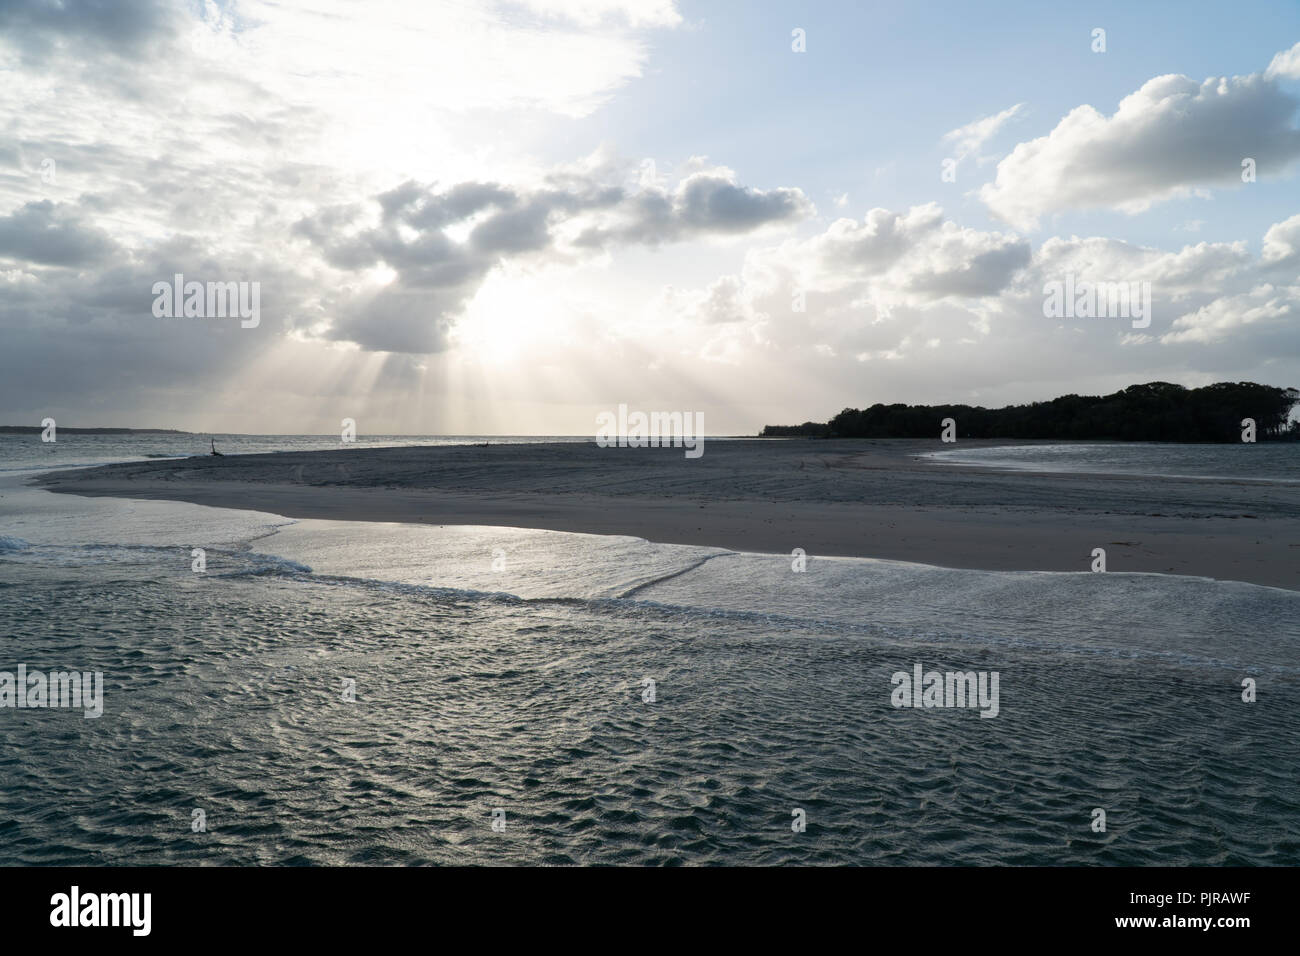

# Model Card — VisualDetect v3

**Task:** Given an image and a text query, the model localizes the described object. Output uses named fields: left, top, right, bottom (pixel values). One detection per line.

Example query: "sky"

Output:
left=1, top=0, right=1299, bottom=434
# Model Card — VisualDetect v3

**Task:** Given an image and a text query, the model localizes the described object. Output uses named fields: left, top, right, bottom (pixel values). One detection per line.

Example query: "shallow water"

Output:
left=2, top=451, right=1298, bottom=865
left=926, top=441, right=1300, bottom=482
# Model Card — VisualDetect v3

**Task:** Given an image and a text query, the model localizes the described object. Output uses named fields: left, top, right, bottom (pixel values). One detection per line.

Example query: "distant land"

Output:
left=0, top=426, right=191, bottom=435
left=761, top=382, right=1300, bottom=442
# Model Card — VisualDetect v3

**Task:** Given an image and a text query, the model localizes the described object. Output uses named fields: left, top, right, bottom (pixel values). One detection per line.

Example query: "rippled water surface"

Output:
left=926, top=441, right=1300, bottom=482
left=1, top=463, right=1298, bottom=865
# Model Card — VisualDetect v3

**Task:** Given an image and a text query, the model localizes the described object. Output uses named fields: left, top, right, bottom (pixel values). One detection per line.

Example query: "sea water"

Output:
left=1, top=436, right=1297, bottom=865
left=926, top=441, right=1300, bottom=483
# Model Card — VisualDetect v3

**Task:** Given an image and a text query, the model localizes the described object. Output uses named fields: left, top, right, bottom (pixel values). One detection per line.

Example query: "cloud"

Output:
left=658, top=275, right=762, bottom=327
left=329, top=286, right=463, bottom=354
left=941, top=103, right=1025, bottom=162
left=0, top=0, right=182, bottom=61
left=980, top=57, right=1300, bottom=228
left=1261, top=212, right=1300, bottom=272
left=506, top=0, right=682, bottom=28
left=1265, top=40, right=1300, bottom=81
left=213, top=0, right=681, bottom=121
left=645, top=208, right=1300, bottom=412
left=572, top=168, right=812, bottom=247
left=0, top=0, right=1296, bottom=433
left=294, top=164, right=811, bottom=352
left=0, top=201, right=117, bottom=266
left=745, top=204, right=1030, bottom=305
left=1161, top=285, right=1299, bottom=345
left=676, top=172, right=811, bottom=233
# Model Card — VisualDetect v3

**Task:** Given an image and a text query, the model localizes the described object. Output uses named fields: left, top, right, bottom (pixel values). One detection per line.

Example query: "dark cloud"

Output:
left=294, top=169, right=811, bottom=352
left=675, top=173, right=810, bottom=234
left=908, top=241, right=1033, bottom=297
left=573, top=171, right=811, bottom=248
left=398, top=182, right=518, bottom=229
left=469, top=201, right=554, bottom=254
left=0, top=0, right=182, bottom=61
left=817, top=206, right=940, bottom=274
left=0, top=200, right=117, bottom=266
left=328, top=286, right=460, bottom=354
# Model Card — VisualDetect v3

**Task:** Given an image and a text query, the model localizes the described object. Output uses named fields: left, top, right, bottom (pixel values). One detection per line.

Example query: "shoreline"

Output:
left=33, top=438, right=1300, bottom=591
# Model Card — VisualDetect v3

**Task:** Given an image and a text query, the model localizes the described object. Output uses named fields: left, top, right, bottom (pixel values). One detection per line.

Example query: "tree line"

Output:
left=760, top=382, right=1300, bottom=441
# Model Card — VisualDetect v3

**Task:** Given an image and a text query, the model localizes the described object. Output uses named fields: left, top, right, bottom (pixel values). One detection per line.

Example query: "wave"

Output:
left=240, top=521, right=1300, bottom=674
left=212, top=553, right=313, bottom=577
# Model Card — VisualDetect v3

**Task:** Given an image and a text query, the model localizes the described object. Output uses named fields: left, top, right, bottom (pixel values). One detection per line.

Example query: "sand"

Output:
left=34, top=438, right=1300, bottom=590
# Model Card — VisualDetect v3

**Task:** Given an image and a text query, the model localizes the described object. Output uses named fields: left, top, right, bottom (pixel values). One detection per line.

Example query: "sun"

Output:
left=452, top=267, right=571, bottom=367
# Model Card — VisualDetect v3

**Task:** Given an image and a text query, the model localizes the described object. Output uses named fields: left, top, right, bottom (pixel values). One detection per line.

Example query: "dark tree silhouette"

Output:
left=761, top=382, right=1300, bottom=442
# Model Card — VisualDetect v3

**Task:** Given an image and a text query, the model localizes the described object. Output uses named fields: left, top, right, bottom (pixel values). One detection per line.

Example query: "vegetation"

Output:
left=757, top=421, right=831, bottom=437
left=760, top=382, right=1300, bottom=442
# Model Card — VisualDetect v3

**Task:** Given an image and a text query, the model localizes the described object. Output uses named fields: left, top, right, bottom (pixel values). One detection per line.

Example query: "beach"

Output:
left=35, top=438, right=1300, bottom=590
left=5, top=435, right=1298, bottom=865
left=7, top=0, right=1300, bottom=896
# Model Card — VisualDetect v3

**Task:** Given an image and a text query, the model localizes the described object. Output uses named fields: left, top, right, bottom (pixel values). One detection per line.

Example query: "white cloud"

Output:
left=941, top=103, right=1025, bottom=162
left=1162, top=285, right=1299, bottom=344
left=743, top=204, right=1030, bottom=309
left=980, top=57, right=1300, bottom=228
left=508, top=0, right=682, bottom=28
left=642, top=209, right=1300, bottom=415
left=1265, top=40, right=1300, bottom=80
left=1261, top=212, right=1300, bottom=271
left=658, top=275, right=762, bottom=326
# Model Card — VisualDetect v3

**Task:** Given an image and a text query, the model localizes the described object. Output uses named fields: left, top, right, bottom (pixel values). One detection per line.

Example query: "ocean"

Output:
left=2, top=434, right=1298, bottom=865
left=926, top=440, right=1300, bottom=482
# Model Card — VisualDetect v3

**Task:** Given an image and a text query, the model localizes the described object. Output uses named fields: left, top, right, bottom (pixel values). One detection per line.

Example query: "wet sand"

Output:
left=34, top=438, right=1300, bottom=590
